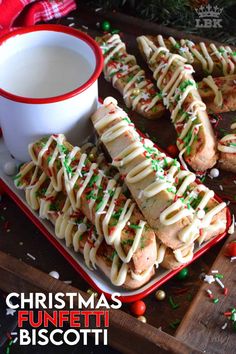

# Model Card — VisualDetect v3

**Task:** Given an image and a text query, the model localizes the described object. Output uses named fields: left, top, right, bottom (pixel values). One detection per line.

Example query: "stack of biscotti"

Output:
left=137, top=35, right=218, bottom=171
left=91, top=97, right=227, bottom=269
left=96, top=34, right=166, bottom=119
left=145, top=34, right=236, bottom=78
left=97, top=34, right=236, bottom=118
left=16, top=135, right=162, bottom=289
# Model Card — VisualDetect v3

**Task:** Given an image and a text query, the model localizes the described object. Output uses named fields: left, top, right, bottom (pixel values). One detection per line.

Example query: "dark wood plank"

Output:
left=0, top=250, right=200, bottom=354
left=175, top=232, right=236, bottom=353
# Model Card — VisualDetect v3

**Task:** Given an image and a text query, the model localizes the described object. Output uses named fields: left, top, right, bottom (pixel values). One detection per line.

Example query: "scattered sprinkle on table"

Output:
left=168, top=296, right=179, bottom=310
left=221, top=322, right=228, bottom=330
left=203, top=275, right=215, bottom=284
left=26, top=253, right=36, bottom=261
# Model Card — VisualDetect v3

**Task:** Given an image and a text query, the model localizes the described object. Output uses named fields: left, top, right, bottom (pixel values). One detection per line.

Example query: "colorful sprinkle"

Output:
left=215, top=278, right=225, bottom=289
left=221, top=322, right=228, bottom=330
left=169, top=319, right=181, bottom=329
left=223, top=288, right=229, bottom=296
left=168, top=296, right=179, bottom=309
left=26, top=253, right=36, bottom=261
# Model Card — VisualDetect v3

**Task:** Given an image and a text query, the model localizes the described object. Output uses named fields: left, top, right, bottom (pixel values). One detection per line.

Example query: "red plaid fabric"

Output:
left=0, top=0, right=77, bottom=36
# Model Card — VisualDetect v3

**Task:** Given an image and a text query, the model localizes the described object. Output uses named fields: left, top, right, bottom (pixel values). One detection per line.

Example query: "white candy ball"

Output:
left=49, top=271, right=60, bottom=279
left=210, top=168, right=219, bottom=178
left=3, top=161, right=17, bottom=176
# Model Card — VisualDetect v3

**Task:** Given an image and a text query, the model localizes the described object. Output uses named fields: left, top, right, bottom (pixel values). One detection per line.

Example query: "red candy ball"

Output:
left=167, top=144, right=178, bottom=157
left=130, top=300, right=146, bottom=316
left=226, top=241, right=236, bottom=257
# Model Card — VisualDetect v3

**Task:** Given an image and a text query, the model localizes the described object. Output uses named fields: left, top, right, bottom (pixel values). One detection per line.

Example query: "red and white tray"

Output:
left=0, top=135, right=231, bottom=303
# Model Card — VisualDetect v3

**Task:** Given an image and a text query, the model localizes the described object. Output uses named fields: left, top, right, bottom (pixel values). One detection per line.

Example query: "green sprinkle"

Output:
left=140, top=236, right=145, bottom=249
left=129, top=224, right=142, bottom=230
left=49, top=203, right=60, bottom=211
left=213, top=298, right=219, bottom=304
left=169, top=319, right=181, bottom=329
left=215, top=274, right=224, bottom=279
left=13, top=173, right=21, bottom=180
left=127, top=75, right=134, bottom=83
left=95, top=199, right=104, bottom=212
left=186, top=146, right=191, bottom=155
left=112, top=208, right=123, bottom=220
left=179, top=79, right=195, bottom=92
left=107, top=250, right=117, bottom=262
left=123, top=117, right=132, bottom=124
left=121, top=239, right=133, bottom=246
left=108, top=189, right=115, bottom=197
left=111, top=29, right=120, bottom=34
left=151, top=159, right=160, bottom=172
left=144, top=145, right=157, bottom=155
left=167, top=187, right=176, bottom=193
left=35, top=187, right=47, bottom=198
left=58, top=144, right=68, bottom=154
left=88, top=174, right=99, bottom=187
left=47, top=156, right=52, bottom=164
left=231, top=313, right=236, bottom=321
left=163, top=157, right=168, bottom=168
left=86, top=190, right=97, bottom=201
left=187, top=293, right=193, bottom=301
left=168, top=296, right=179, bottom=310
left=174, top=42, right=180, bottom=49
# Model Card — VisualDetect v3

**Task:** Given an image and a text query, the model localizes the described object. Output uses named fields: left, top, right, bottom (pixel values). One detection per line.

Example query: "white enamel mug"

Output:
left=0, top=25, right=103, bottom=162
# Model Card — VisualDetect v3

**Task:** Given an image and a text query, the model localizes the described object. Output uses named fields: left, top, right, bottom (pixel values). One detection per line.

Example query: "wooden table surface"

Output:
left=0, top=5, right=236, bottom=354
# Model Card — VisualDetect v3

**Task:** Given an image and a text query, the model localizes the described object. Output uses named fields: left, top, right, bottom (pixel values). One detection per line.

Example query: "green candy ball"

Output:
left=176, top=267, right=189, bottom=280
left=101, top=20, right=111, bottom=32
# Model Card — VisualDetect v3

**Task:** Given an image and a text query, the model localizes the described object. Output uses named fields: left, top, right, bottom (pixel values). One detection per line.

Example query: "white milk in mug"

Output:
left=0, top=46, right=93, bottom=98
left=0, top=25, right=103, bottom=161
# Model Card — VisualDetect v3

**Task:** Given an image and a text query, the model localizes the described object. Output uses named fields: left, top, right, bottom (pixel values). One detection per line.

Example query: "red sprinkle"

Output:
left=224, top=311, right=232, bottom=316
left=223, top=287, right=228, bottom=296
left=4, top=221, right=9, bottom=230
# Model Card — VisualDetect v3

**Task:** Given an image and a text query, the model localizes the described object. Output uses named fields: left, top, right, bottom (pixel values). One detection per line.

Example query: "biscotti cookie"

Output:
left=96, top=34, right=166, bottom=119
left=146, top=34, right=236, bottom=78
left=198, top=74, right=236, bottom=114
left=137, top=35, right=218, bottom=171
left=91, top=97, right=227, bottom=253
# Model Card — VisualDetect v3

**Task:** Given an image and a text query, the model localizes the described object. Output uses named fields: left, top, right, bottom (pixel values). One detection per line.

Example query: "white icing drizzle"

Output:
left=218, top=134, right=236, bottom=153
left=202, top=75, right=223, bottom=107
left=174, top=244, right=194, bottom=263
left=96, top=97, right=226, bottom=247
left=99, top=34, right=162, bottom=113
left=28, top=133, right=156, bottom=286
left=218, top=122, right=236, bottom=153
left=14, top=161, right=39, bottom=190
left=156, top=34, right=236, bottom=76
left=138, top=36, right=206, bottom=162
